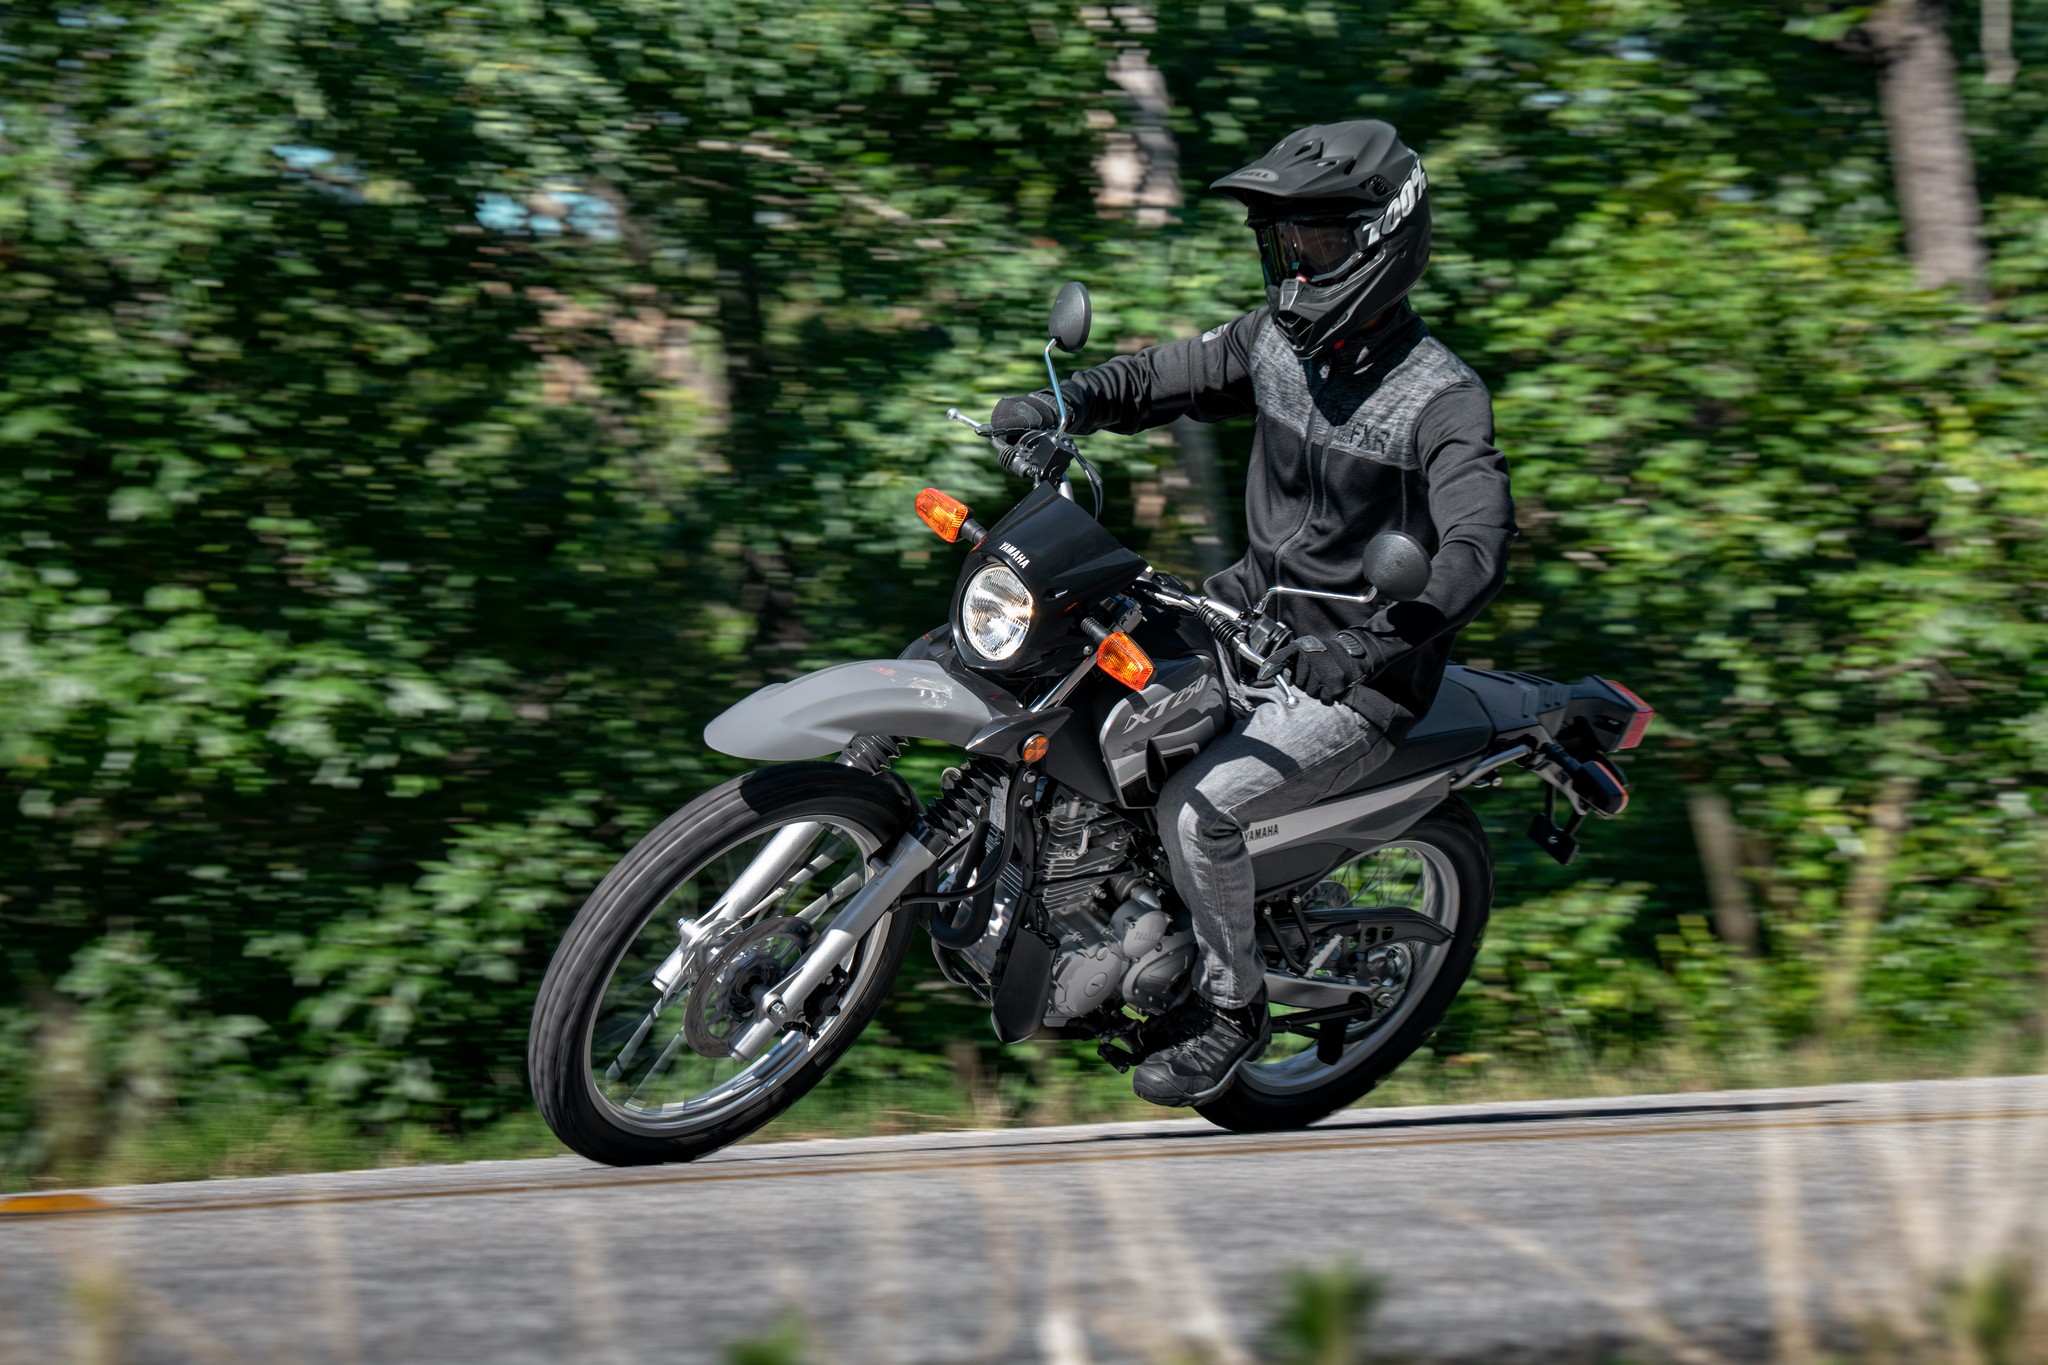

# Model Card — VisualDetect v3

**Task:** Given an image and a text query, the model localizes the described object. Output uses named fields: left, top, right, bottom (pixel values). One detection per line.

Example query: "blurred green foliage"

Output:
left=1262, top=1260, right=1385, bottom=1365
left=2, top=0, right=2044, bottom=1176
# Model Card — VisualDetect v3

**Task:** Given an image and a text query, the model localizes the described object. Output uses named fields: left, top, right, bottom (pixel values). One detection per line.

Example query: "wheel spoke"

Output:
left=1248, top=837, right=1461, bottom=1095
left=606, top=1008, right=660, bottom=1081
left=582, top=816, right=885, bottom=1133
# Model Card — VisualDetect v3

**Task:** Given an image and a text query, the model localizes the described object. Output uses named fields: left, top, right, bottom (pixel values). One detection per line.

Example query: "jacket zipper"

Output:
left=1269, top=365, right=1332, bottom=593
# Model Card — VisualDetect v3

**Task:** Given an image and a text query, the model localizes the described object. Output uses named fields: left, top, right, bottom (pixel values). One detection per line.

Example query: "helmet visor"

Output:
left=1250, top=160, right=1429, bottom=287
left=1255, top=219, right=1373, bottom=286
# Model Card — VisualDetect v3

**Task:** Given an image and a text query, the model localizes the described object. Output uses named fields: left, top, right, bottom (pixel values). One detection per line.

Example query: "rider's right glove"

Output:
left=989, top=391, right=1064, bottom=441
left=1257, top=633, right=1373, bottom=706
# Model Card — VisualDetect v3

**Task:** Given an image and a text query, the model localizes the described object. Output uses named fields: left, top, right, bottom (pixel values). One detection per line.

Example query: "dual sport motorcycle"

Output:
left=527, top=282, right=1652, bottom=1166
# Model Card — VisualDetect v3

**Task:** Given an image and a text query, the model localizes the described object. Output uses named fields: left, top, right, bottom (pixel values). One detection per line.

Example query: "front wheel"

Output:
left=1197, top=797, right=1493, bottom=1133
left=527, top=764, right=919, bottom=1166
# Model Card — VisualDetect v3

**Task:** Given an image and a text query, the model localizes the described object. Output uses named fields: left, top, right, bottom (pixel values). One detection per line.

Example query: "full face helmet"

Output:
left=1209, top=120, right=1433, bottom=360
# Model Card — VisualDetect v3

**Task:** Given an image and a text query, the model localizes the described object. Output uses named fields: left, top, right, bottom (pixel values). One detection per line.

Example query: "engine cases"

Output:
left=1043, top=883, right=1195, bottom=1026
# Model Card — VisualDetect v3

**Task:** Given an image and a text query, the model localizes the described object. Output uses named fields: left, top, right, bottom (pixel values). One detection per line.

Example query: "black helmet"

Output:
left=1210, top=120, right=1432, bottom=360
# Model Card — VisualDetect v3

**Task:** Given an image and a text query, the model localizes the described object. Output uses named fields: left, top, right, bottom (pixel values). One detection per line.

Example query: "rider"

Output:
left=989, top=120, right=1516, bottom=1107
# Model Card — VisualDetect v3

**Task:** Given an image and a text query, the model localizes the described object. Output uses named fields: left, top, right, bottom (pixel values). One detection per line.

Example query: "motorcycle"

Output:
left=527, top=283, right=1653, bottom=1166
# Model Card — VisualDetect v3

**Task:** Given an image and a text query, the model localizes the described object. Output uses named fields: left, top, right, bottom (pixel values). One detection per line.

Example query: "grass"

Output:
left=4, top=1104, right=570, bottom=1193
left=12, top=1032, right=2034, bottom=1193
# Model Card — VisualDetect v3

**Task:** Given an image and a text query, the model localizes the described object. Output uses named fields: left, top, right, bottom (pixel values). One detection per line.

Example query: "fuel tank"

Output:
left=1039, top=611, right=1230, bottom=808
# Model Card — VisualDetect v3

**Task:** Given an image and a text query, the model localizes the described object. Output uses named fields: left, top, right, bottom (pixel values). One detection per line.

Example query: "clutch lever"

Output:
left=946, top=407, right=1046, bottom=481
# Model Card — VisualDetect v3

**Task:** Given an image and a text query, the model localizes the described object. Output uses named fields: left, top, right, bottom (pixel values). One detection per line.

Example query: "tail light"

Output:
left=1600, top=677, right=1654, bottom=750
left=915, top=487, right=972, bottom=543
left=1094, top=632, right=1155, bottom=690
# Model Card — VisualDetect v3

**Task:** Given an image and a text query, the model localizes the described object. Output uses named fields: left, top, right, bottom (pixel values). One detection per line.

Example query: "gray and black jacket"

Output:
left=1053, top=302, right=1516, bottom=735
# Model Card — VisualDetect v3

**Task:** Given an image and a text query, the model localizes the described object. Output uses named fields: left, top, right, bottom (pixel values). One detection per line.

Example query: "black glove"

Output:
left=989, top=391, right=1063, bottom=440
left=1256, top=631, right=1375, bottom=705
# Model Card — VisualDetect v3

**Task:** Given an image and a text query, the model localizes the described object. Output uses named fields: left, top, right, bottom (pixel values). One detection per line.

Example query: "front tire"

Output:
left=528, top=764, right=919, bottom=1166
left=1196, top=797, right=1493, bottom=1133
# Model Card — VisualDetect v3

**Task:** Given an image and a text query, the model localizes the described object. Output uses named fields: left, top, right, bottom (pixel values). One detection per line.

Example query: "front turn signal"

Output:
left=916, top=487, right=972, bottom=543
left=1095, top=632, right=1155, bottom=691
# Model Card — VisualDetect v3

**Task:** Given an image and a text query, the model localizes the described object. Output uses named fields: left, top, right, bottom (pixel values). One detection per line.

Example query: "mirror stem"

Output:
left=1254, top=584, right=1379, bottom=616
left=1042, top=338, right=1069, bottom=437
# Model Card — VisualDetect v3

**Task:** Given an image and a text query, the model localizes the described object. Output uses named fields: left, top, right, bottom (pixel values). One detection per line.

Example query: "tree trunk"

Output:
left=1864, top=1, right=1989, bottom=298
left=1981, top=0, right=2019, bottom=85
left=1091, top=26, right=1181, bottom=226
left=1089, top=21, right=1237, bottom=576
left=1820, top=776, right=1916, bottom=1033
left=1687, top=789, right=1759, bottom=955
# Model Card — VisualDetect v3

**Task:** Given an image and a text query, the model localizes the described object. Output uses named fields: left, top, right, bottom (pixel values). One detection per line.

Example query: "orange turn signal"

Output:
left=1095, top=632, right=1155, bottom=691
left=1019, top=733, right=1050, bottom=764
left=915, top=487, right=971, bottom=543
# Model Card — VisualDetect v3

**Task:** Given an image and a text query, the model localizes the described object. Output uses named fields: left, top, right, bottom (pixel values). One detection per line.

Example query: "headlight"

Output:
left=959, top=562, right=1034, bottom=662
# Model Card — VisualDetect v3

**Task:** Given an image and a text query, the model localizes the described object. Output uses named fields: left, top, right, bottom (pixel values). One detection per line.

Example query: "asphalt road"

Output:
left=3, top=1075, right=2045, bottom=1364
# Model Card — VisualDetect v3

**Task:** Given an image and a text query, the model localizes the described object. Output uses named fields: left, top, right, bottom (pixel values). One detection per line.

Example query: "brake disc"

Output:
left=682, top=916, right=815, bottom=1059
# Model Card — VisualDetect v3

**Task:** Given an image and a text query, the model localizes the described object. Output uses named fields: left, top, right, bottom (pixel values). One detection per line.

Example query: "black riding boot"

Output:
left=1130, top=988, right=1271, bottom=1107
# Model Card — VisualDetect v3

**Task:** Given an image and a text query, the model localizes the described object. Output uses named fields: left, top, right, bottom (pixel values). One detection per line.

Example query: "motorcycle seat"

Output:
left=1351, top=675, right=1493, bottom=788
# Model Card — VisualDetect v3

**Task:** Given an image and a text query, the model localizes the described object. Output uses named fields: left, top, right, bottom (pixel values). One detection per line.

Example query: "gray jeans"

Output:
left=1154, top=693, right=1393, bottom=1008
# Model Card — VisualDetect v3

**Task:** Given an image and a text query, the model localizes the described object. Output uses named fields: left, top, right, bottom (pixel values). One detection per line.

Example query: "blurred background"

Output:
left=1, top=0, right=2043, bottom=1189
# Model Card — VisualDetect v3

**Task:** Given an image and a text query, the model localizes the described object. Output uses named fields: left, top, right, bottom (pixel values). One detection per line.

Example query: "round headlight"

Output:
left=959, top=562, right=1034, bottom=662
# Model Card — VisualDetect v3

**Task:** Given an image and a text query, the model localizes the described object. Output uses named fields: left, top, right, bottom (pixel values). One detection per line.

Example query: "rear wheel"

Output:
left=528, top=764, right=919, bottom=1166
left=1196, top=797, right=1492, bottom=1133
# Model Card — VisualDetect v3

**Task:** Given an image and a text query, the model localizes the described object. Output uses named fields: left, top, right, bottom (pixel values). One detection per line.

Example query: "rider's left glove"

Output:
left=1257, top=631, right=1376, bottom=705
left=989, top=391, right=1064, bottom=441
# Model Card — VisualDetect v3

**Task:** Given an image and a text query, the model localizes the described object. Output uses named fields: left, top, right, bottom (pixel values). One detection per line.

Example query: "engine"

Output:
left=943, top=786, right=1196, bottom=1026
left=1033, top=795, right=1196, bottom=1026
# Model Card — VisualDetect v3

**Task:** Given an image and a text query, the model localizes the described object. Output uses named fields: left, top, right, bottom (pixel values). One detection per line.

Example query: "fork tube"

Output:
left=726, top=834, right=938, bottom=1063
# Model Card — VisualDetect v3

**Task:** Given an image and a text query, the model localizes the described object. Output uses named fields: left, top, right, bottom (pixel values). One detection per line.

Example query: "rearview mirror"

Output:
left=1362, top=531, right=1431, bottom=602
left=1049, top=281, right=1091, bottom=355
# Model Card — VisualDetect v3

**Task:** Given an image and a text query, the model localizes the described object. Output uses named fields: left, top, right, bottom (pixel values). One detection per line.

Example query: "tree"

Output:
left=1862, top=1, right=1990, bottom=296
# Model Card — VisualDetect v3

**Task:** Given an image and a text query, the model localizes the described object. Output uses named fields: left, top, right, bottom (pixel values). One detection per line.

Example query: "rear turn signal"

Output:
left=1601, top=677, right=1655, bottom=750
left=1095, top=632, right=1155, bottom=691
left=915, top=487, right=972, bottom=543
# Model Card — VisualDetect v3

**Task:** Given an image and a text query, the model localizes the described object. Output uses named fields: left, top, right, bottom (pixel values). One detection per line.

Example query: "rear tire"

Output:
left=528, top=764, right=919, bottom=1166
left=1196, top=797, right=1492, bottom=1134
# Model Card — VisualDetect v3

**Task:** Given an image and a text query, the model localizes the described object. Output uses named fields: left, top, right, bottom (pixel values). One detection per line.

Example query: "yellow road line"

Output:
left=4, top=1105, right=2043, bottom=1226
left=0, top=1192, right=116, bottom=1216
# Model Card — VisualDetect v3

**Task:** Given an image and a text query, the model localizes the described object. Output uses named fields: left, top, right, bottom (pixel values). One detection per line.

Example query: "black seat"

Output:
left=1353, top=676, right=1494, bottom=788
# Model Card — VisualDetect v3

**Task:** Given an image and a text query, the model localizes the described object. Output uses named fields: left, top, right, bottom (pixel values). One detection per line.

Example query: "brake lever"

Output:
left=945, top=408, right=993, bottom=439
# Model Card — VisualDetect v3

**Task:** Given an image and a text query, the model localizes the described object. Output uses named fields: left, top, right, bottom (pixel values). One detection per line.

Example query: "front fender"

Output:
left=703, top=659, right=1029, bottom=762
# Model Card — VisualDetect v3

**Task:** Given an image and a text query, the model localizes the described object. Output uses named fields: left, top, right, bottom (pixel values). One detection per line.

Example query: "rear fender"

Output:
left=704, top=659, right=1035, bottom=762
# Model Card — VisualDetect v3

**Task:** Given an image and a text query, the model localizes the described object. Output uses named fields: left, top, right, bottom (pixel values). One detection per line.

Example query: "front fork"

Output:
left=649, top=820, right=829, bottom=998
left=725, top=832, right=939, bottom=1062
left=651, top=734, right=915, bottom=1007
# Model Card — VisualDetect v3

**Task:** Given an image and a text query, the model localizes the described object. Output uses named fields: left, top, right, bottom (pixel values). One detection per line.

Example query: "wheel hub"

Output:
left=682, top=917, right=814, bottom=1059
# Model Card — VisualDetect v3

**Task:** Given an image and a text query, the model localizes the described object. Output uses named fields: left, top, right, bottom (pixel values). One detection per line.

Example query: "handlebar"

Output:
left=944, top=407, right=1298, bottom=703
left=945, top=408, right=1096, bottom=508
left=1132, top=572, right=1306, bottom=707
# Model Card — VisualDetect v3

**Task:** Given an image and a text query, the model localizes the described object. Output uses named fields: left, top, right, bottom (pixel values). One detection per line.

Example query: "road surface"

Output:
left=3, top=1075, right=2045, bottom=1363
